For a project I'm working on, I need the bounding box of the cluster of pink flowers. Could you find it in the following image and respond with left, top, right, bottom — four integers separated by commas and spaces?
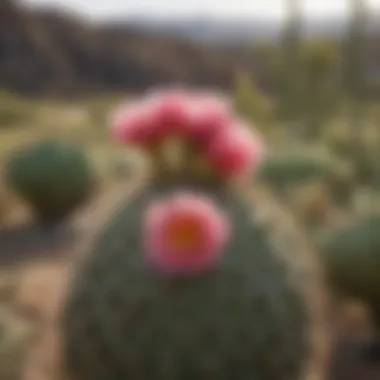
143, 192, 231, 275
110, 88, 265, 179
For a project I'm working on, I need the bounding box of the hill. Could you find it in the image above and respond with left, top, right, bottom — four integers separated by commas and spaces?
0, 2, 243, 96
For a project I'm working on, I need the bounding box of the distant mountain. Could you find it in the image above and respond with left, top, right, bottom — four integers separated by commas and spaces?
121, 16, 282, 45
120, 13, 380, 46
121, 16, 342, 45
0, 2, 247, 95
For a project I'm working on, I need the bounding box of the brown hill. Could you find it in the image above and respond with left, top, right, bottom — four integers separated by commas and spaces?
0, 1, 242, 96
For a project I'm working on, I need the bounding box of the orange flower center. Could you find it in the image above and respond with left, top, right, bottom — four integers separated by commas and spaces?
165, 215, 203, 252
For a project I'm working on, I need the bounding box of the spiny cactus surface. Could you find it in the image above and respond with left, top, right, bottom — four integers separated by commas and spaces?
62, 88, 328, 380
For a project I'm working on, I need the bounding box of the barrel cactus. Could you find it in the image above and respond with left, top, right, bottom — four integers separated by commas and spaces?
62, 89, 328, 380
5, 140, 95, 223
318, 215, 380, 320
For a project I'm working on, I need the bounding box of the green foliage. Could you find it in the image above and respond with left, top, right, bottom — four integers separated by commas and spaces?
62, 182, 325, 380
258, 152, 356, 207
341, 0, 368, 137
317, 215, 380, 324
325, 127, 380, 187
234, 71, 274, 128
5, 140, 96, 223
302, 39, 338, 77
299, 39, 340, 137
250, 39, 280, 91
277, 0, 303, 123
274, 2, 342, 137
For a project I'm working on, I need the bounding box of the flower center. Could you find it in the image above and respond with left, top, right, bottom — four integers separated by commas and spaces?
165, 215, 203, 252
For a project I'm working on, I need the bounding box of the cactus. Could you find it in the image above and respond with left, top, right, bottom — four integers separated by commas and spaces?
277, 0, 303, 125
326, 131, 379, 187
5, 140, 95, 223
258, 153, 332, 193
62, 89, 328, 380
300, 39, 340, 138
258, 152, 356, 208
317, 215, 380, 326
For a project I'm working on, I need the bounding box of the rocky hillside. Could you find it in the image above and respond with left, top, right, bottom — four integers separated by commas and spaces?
0, 1, 243, 96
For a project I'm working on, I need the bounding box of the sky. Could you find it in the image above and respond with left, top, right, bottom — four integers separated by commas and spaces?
21, 0, 380, 21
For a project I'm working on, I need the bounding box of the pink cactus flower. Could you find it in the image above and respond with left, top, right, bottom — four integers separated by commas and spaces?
109, 101, 160, 146
143, 192, 231, 275
205, 122, 265, 179
145, 88, 195, 135
181, 93, 233, 146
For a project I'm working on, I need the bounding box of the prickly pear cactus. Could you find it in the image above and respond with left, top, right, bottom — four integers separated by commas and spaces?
62, 89, 328, 380
5, 140, 95, 223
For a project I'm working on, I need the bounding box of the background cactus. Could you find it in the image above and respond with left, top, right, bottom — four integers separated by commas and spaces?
62, 90, 328, 380
317, 215, 380, 326
5, 140, 96, 224
258, 152, 356, 208
258, 152, 331, 193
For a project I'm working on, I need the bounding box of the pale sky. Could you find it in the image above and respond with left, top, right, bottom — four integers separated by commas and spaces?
21, 0, 380, 21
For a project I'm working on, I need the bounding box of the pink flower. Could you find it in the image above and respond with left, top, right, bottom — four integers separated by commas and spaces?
143, 192, 231, 275
145, 88, 194, 136
181, 93, 233, 146
205, 122, 265, 179
109, 101, 160, 146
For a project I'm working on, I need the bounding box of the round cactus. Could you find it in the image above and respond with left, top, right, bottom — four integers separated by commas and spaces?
5, 140, 95, 223
317, 215, 380, 324
62, 89, 328, 380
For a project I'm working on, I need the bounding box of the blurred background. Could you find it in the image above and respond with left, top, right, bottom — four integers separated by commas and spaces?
1, 0, 380, 379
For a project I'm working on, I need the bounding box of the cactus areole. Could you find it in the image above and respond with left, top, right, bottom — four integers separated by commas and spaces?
62, 88, 327, 380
